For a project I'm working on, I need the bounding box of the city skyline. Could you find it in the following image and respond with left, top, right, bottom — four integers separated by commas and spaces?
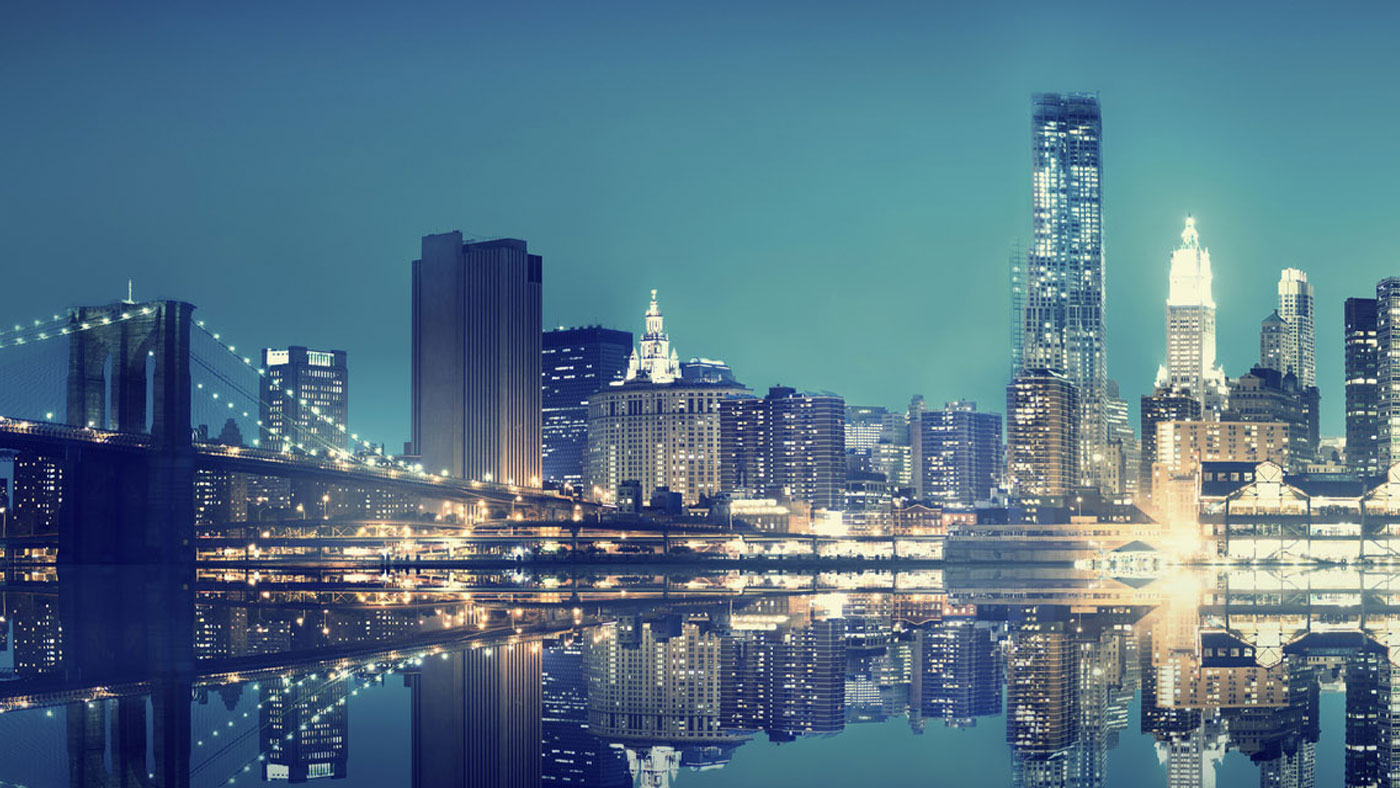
4, 1, 1398, 446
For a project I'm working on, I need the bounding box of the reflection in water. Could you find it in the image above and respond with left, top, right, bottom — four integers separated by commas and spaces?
8, 567, 1400, 785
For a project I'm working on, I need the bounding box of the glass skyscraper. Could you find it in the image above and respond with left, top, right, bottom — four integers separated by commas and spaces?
1018, 93, 1107, 490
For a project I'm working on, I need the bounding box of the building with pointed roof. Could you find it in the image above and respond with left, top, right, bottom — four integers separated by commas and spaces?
1156, 216, 1228, 419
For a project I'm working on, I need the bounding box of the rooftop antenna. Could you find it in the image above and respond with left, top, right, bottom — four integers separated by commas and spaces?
123, 279, 135, 305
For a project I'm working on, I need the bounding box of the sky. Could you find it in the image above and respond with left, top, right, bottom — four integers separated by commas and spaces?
3, 0, 1398, 445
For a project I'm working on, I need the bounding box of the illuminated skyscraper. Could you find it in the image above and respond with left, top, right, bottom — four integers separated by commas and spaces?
1018, 93, 1107, 489
1006, 369, 1078, 498
1276, 269, 1316, 388
1376, 278, 1400, 469
721, 387, 845, 510
259, 346, 348, 453
1345, 297, 1380, 475
411, 232, 542, 484
1157, 217, 1227, 418
918, 401, 1003, 507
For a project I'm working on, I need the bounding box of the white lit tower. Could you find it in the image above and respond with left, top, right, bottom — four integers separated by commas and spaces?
624, 289, 681, 384
1156, 217, 1228, 418
1277, 268, 1316, 388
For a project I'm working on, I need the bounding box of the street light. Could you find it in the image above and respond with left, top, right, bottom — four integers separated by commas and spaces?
296, 503, 305, 520
322, 493, 331, 519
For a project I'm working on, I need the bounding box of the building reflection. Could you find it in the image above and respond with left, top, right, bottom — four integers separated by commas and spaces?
12, 567, 1400, 786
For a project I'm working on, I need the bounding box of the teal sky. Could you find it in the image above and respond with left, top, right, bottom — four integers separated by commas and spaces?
3, 0, 1397, 444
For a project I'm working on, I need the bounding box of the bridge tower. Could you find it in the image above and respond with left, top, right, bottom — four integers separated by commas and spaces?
65, 300, 195, 448
59, 300, 197, 564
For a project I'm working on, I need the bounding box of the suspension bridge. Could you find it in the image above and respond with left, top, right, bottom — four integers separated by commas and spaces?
0, 296, 583, 564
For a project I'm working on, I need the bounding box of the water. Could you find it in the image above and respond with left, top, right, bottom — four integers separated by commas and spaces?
0, 564, 1384, 786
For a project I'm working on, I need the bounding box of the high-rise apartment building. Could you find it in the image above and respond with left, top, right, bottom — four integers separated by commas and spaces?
1277, 269, 1316, 388
1157, 217, 1227, 417
1017, 93, 1108, 489
1344, 297, 1380, 475
918, 401, 1003, 507
259, 346, 348, 454
541, 326, 632, 485
721, 386, 845, 510
411, 233, 542, 484
586, 292, 745, 503
1005, 369, 1079, 498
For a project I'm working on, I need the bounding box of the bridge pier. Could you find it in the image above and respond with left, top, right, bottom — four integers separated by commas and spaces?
58, 444, 194, 565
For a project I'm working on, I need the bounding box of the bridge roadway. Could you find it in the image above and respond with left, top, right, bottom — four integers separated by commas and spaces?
0, 416, 586, 510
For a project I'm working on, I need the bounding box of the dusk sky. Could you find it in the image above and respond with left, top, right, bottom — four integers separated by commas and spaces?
3, 0, 1397, 443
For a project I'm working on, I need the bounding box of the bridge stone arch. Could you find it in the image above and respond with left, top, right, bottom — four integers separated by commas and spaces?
65, 300, 194, 448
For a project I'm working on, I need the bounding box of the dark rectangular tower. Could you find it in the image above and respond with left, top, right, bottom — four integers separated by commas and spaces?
542, 326, 632, 485
412, 233, 542, 484
1346, 297, 1380, 475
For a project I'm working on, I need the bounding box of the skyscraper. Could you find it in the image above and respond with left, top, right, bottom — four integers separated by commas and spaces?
259, 346, 348, 454
541, 326, 633, 485
1378, 278, 1400, 469
720, 386, 846, 510
1276, 269, 1316, 388
411, 233, 542, 484
918, 401, 1003, 507
1005, 368, 1079, 498
1344, 297, 1380, 475
1018, 92, 1107, 489
1259, 310, 1288, 374
1157, 217, 1227, 418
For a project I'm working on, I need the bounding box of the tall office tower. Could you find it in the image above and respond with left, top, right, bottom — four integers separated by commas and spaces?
1005, 369, 1079, 498
918, 401, 1003, 507
720, 386, 846, 510
259, 346, 348, 454
1277, 269, 1317, 388
1018, 93, 1108, 489
1345, 297, 1380, 475
1157, 217, 1228, 418
1104, 380, 1140, 497
1377, 278, 1400, 469
409, 641, 543, 788
260, 673, 349, 781
411, 232, 542, 484
541, 326, 633, 485
1260, 311, 1288, 373
1139, 387, 1202, 504
1010, 239, 1026, 378
587, 291, 746, 504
